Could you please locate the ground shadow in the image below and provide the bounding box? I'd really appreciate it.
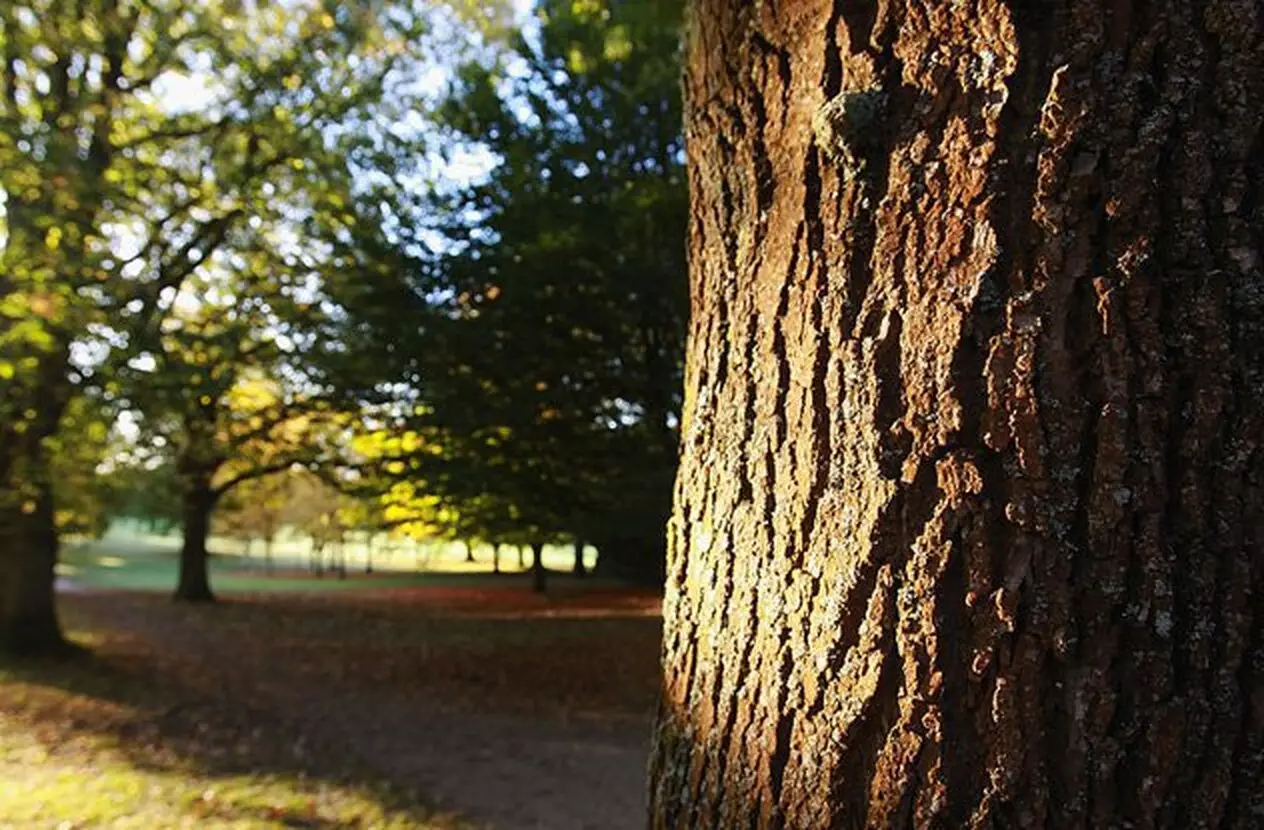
[3,581,663,827]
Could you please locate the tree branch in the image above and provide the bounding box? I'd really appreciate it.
[212,459,303,498]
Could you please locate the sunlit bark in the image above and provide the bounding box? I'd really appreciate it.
[650,0,1264,825]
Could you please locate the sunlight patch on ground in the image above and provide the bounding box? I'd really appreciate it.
[0,659,461,830]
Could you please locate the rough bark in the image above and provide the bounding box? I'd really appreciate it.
[650,1,1264,827]
[175,481,217,603]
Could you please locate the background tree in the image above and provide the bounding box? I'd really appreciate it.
[46,396,124,542]
[0,0,432,652]
[650,1,1264,826]
[107,456,183,534]
[123,285,356,601]
[344,0,687,585]
[213,470,295,573]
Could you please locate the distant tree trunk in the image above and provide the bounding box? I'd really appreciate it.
[650,0,1264,827]
[530,542,547,594]
[311,539,325,577]
[463,539,475,563]
[517,544,525,569]
[365,534,374,574]
[493,542,502,574]
[175,480,216,603]
[264,535,275,574]
[572,538,587,578]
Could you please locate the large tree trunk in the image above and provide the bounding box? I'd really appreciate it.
[650,1,1263,827]
[175,481,217,603]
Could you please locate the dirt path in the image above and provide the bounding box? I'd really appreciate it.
[62,588,660,829]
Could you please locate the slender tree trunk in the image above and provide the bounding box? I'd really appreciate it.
[493,542,502,574]
[264,535,274,574]
[650,1,1264,827]
[517,544,526,569]
[530,542,547,594]
[311,540,325,577]
[175,482,216,603]
[463,539,475,563]
[573,538,587,578]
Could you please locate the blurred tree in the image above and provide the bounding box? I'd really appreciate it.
[107,457,183,533]
[47,396,123,541]
[349,0,687,584]
[213,470,295,573]
[0,0,438,652]
[124,302,354,601]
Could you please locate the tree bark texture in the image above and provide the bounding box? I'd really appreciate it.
[175,481,217,603]
[650,1,1263,828]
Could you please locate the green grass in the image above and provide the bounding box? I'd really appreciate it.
[0,743,444,829]
[59,525,591,595]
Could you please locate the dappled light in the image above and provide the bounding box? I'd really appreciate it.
[1,586,661,827]
[1,633,461,829]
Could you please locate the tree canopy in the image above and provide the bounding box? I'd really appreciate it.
[1,0,686,648]
[341,0,687,581]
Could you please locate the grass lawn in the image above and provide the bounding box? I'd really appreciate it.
[58,526,594,596]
